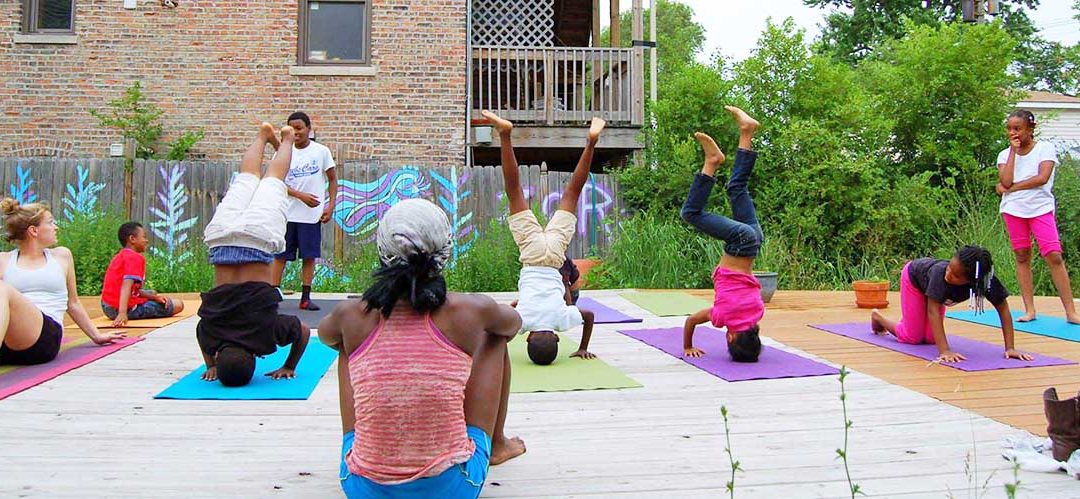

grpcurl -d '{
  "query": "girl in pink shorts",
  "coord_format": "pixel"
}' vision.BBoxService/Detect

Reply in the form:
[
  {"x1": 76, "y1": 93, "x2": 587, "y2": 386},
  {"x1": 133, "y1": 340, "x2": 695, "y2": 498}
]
[
  {"x1": 996, "y1": 109, "x2": 1079, "y2": 324},
  {"x1": 870, "y1": 245, "x2": 1033, "y2": 364}
]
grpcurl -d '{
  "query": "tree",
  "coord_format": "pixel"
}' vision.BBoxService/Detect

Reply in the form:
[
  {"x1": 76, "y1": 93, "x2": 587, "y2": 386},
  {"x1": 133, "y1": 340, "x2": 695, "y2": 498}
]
[
  {"x1": 804, "y1": 0, "x2": 1077, "y2": 93},
  {"x1": 602, "y1": 0, "x2": 705, "y2": 73}
]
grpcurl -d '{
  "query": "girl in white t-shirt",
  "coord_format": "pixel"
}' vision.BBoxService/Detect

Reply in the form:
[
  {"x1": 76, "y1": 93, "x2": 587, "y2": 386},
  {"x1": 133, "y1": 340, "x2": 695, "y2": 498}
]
[{"x1": 995, "y1": 109, "x2": 1079, "y2": 324}]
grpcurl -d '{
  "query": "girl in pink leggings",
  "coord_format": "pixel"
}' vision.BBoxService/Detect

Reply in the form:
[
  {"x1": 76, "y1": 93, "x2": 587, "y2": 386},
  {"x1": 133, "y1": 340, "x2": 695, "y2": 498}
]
[
  {"x1": 870, "y1": 245, "x2": 1034, "y2": 364},
  {"x1": 996, "y1": 109, "x2": 1079, "y2": 324}
]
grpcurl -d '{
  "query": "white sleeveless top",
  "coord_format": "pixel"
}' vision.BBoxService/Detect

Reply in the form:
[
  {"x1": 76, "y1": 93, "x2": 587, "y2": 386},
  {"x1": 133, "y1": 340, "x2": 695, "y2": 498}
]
[{"x1": 3, "y1": 249, "x2": 68, "y2": 324}]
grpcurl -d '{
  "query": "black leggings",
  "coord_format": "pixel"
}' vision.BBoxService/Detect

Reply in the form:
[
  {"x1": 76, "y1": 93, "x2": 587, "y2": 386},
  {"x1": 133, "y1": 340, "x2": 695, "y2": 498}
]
[{"x1": 0, "y1": 312, "x2": 63, "y2": 365}]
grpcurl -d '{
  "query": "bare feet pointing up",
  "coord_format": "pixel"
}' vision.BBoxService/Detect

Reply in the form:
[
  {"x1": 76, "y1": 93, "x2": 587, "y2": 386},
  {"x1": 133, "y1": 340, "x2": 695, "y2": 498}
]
[
  {"x1": 724, "y1": 106, "x2": 759, "y2": 133},
  {"x1": 259, "y1": 122, "x2": 280, "y2": 149},
  {"x1": 588, "y1": 117, "x2": 606, "y2": 143},
  {"x1": 693, "y1": 132, "x2": 725, "y2": 177},
  {"x1": 482, "y1": 110, "x2": 513, "y2": 135}
]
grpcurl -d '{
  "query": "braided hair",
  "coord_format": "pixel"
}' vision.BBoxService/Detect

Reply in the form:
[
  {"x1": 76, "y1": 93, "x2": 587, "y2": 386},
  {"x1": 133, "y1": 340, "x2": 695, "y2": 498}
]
[
  {"x1": 955, "y1": 245, "x2": 994, "y2": 314},
  {"x1": 362, "y1": 251, "x2": 448, "y2": 318},
  {"x1": 1007, "y1": 109, "x2": 1037, "y2": 128}
]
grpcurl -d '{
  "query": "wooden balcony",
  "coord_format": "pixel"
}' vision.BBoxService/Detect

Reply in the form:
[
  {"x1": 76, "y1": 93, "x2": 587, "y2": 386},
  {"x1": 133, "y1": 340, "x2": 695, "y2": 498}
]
[{"x1": 470, "y1": 46, "x2": 642, "y2": 127}]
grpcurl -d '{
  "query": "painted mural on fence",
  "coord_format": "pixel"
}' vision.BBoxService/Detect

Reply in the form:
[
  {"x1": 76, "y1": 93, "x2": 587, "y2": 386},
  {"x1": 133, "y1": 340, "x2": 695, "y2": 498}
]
[
  {"x1": 9, "y1": 164, "x2": 37, "y2": 204},
  {"x1": 149, "y1": 164, "x2": 198, "y2": 265},
  {"x1": 429, "y1": 167, "x2": 477, "y2": 263},
  {"x1": 334, "y1": 166, "x2": 431, "y2": 239},
  {"x1": 62, "y1": 165, "x2": 106, "y2": 221}
]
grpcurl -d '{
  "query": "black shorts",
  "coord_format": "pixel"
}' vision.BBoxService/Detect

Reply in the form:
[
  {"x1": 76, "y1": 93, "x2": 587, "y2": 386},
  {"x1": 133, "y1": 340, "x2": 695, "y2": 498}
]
[{"x1": 0, "y1": 313, "x2": 63, "y2": 365}]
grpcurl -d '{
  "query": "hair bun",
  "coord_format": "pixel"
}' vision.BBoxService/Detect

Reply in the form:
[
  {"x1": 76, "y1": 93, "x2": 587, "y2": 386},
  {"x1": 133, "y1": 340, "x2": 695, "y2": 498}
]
[{"x1": 0, "y1": 198, "x2": 20, "y2": 216}]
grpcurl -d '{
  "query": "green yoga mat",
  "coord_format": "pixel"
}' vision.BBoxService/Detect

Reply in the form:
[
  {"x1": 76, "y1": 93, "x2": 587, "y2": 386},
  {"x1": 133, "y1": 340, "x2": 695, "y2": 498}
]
[
  {"x1": 508, "y1": 334, "x2": 641, "y2": 393},
  {"x1": 620, "y1": 291, "x2": 712, "y2": 317}
]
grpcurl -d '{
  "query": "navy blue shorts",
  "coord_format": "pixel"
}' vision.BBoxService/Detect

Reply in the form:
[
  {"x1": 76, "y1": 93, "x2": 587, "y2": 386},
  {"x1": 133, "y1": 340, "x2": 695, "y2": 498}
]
[{"x1": 276, "y1": 222, "x2": 322, "y2": 261}]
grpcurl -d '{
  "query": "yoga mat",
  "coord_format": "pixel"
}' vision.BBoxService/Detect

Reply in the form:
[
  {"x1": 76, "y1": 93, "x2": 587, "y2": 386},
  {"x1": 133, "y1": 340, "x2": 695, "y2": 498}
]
[
  {"x1": 620, "y1": 291, "x2": 711, "y2": 317},
  {"x1": 154, "y1": 337, "x2": 337, "y2": 400},
  {"x1": 617, "y1": 327, "x2": 838, "y2": 382},
  {"x1": 508, "y1": 334, "x2": 641, "y2": 393},
  {"x1": 810, "y1": 322, "x2": 1075, "y2": 371},
  {"x1": 576, "y1": 297, "x2": 643, "y2": 324},
  {"x1": 278, "y1": 299, "x2": 347, "y2": 327},
  {"x1": 0, "y1": 337, "x2": 144, "y2": 400},
  {"x1": 947, "y1": 310, "x2": 1080, "y2": 342},
  {"x1": 66, "y1": 299, "x2": 202, "y2": 329}
]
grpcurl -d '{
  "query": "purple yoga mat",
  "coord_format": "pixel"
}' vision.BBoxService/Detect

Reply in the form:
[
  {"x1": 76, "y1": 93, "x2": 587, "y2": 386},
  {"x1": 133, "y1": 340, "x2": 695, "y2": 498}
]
[
  {"x1": 0, "y1": 337, "x2": 144, "y2": 400},
  {"x1": 617, "y1": 326, "x2": 839, "y2": 382},
  {"x1": 576, "y1": 297, "x2": 643, "y2": 324},
  {"x1": 809, "y1": 322, "x2": 1076, "y2": 372}
]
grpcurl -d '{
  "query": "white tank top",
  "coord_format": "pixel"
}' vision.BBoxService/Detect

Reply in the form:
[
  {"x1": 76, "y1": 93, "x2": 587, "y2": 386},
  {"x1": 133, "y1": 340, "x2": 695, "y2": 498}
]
[{"x1": 3, "y1": 249, "x2": 68, "y2": 324}]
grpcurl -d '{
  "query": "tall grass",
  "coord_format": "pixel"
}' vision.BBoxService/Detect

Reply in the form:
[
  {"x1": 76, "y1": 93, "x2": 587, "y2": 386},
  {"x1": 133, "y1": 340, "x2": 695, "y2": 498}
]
[{"x1": 445, "y1": 217, "x2": 522, "y2": 292}]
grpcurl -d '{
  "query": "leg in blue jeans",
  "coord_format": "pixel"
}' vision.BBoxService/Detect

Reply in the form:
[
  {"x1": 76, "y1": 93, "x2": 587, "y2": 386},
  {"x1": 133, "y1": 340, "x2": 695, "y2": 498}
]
[
  {"x1": 681, "y1": 173, "x2": 759, "y2": 257},
  {"x1": 725, "y1": 148, "x2": 763, "y2": 244}
]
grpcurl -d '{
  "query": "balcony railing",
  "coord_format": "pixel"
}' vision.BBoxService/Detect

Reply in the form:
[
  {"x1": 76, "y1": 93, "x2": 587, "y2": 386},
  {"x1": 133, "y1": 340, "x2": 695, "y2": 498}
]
[{"x1": 471, "y1": 46, "x2": 640, "y2": 127}]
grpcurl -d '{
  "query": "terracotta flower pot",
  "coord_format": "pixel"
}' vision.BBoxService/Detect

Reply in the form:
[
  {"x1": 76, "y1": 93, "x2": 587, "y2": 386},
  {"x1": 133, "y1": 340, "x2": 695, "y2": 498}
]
[
  {"x1": 852, "y1": 280, "x2": 889, "y2": 309},
  {"x1": 572, "y1": 258, "x2": 602, "y2": 286}
]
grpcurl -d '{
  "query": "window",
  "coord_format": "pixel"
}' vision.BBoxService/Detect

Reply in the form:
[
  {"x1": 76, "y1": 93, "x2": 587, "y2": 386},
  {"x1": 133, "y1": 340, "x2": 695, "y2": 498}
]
[
  {"x1": 22, "y1": 0, "x2": 75, "y2": 33},
  {"x1": 299, "y1": 0, "x2": 371, "y2": 66}
]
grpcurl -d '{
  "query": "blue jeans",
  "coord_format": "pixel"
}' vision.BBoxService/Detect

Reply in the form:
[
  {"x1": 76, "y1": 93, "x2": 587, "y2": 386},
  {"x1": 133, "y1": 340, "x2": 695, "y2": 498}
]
[
  {"x1": 680, "y1": 148, "x2": 763, "y2": 258},
  {"x1": 340, "y1": 426, "x2": 491, "y2": 499}
]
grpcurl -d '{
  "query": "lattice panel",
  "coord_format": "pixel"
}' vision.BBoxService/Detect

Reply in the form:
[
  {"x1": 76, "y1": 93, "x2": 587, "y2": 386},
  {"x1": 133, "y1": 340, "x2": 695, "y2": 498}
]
[{"x1": 472, "y1": 0, "x2": 554, "y2": 47}]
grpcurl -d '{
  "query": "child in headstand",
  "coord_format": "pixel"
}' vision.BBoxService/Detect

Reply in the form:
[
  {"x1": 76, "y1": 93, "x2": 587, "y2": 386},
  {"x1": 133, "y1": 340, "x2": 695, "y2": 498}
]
[
  {"x1": 680, "y1": 106, "x2": 765, "y2": 362},
  {"x1": 482, "y1": 110, "x2": 598, "y2": 365},
  {"x1": 870, "y1": 245, "x2": 1034, "y2": 363},
  {"x1": 995, "y1": 109, "x2": 1079, "y2": 324},
  {"x1": 196, "y1": 123, "x2": 310, "y2": 386}
]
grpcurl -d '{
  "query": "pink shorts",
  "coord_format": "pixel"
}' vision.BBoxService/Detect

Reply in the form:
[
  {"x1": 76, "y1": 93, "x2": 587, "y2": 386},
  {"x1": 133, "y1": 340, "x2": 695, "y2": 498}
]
[{"x1": 1002, "y1": 212, "x2": 1062, "y2": 257}]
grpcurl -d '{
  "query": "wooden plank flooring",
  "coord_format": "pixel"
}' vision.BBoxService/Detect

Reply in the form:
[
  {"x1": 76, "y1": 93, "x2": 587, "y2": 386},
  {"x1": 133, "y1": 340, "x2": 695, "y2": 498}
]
[{"x1": 2, "y1": 290, "x2": 1078, "y2": 498}]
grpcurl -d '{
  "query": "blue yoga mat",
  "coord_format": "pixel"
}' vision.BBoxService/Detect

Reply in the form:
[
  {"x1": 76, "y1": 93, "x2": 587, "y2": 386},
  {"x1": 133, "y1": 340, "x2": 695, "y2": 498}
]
[
  {"x1": 155, "y1": 337, "x2": 337, "y2": 400},
  {"x1": 946, "y1": 310, "x2": 1080, "y2": 342}
]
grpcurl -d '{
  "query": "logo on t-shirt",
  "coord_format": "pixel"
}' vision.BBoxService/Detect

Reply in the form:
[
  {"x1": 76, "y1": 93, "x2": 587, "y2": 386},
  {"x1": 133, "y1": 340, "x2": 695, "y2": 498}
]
[{"x1": 286, "y1": 161, "x2": 323, "y2": 183}]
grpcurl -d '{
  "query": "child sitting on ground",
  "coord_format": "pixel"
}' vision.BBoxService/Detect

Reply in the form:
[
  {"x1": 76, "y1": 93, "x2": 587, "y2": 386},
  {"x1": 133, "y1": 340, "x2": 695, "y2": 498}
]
[
  {"x1": 870, "y1": 245, "x2": 1034, "y2": 363},
  {"x1": 100, "y1": 222, "x2": 185, "y2": 327},
  {"x1": 681, "y1": 106, "x2": 765, "y2": 362},
  {"x1": 483, "y1": 110, "x2": 598, "y2": 365},
  {"x1": 196, "y1": 123, "x2": 310, "y2": 386}
]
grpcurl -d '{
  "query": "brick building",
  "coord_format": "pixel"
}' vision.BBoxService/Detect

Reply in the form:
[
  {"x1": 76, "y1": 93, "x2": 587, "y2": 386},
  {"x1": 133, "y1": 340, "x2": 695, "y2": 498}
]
[{"x1": 1, "y1": 0, "x2": 643, "y2": 169}]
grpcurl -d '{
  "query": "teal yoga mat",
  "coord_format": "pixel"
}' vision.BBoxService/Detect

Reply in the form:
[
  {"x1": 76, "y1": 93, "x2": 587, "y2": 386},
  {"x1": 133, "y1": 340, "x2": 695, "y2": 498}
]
[
  {"x1": 946, "y1": 310, "x2": 1080, "y2": 342},
  {"x1": 155, "y1": 337, "x2": 337, "y2": 400}
]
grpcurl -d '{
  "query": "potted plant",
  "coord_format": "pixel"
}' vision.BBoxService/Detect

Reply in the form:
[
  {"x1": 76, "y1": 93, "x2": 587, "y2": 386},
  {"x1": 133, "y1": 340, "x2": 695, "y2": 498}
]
[
  {"x1": 753, "y1": 271, "x2": 779, "y2": 303},
  {"x1": 572, "y1": 257, "x2": 603, "y2": 287},
  {"x1": 852, "y1": 278, "x2": 889, "y2": 309}
]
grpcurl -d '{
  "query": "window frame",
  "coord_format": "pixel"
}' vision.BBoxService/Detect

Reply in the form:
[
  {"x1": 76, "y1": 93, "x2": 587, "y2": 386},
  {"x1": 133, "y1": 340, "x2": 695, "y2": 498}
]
[
  {"x1": 21, "y1": 0, "x2": 76, "y2": 34},
  {"x1": 297, "y1": 0, "x2": 372, "y2": 66}
]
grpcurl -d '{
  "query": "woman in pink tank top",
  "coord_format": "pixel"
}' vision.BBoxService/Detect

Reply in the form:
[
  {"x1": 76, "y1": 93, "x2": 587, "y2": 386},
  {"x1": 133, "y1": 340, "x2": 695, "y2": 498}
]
[{"x1": 318, "y1": 199, "x2": 524, "y2": 499}]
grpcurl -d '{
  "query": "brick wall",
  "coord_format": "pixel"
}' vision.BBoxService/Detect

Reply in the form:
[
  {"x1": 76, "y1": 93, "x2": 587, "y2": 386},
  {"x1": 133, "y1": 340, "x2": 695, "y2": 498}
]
[{"x1": 0, "y1": 0, "x2": 467, "y2": 164}]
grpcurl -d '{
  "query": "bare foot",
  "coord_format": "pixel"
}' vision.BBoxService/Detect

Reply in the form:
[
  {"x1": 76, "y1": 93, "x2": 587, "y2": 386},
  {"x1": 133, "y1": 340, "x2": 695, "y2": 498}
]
[
  {"x1": 693, "y1": 132, "x2": 725, "y2": 167},
  {"x1": 490, "y1": 435, "x2": 526, "y2": 465},
  {"x1": 870, "y1": 309, "x2": 886, "y2": 334},
  {"x1": 1065, "y1": 314, "x2": 1080, "y2": 325},
  {"x1": 280, "y1": 126, "x2": 296, "y2": 144},
  {"x1": 259, "y1": 122, "x2": 280, "y2": 149},
  {"x1": 481, "y1": 110, "x2": 513, "y2": 135},
  {"x1": 1017, "y1": 312, "x2": 1037, "y2": 323},
  {"x1": 724, "y1": 105, "x2": 759, "y2": 133},
  {"x1": 588, "y1": 117, "x2": 606, "y2": 142}
]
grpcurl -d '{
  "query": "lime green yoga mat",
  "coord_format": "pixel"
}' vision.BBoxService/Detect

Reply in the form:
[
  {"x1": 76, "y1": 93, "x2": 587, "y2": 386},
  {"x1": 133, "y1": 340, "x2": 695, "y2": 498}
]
[
  {"x1": 620, "y1": 291, "x2": 712, "y2": 316},
  {"x1": 508, "y1": 334, "x2": 641, "y2": 393}
]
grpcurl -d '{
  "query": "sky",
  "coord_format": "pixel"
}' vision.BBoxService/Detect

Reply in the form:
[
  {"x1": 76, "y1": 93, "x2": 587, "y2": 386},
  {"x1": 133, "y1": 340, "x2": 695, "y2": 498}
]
[{"x1": 600, "y1": 0, "x2": 1080, "y2": 63}]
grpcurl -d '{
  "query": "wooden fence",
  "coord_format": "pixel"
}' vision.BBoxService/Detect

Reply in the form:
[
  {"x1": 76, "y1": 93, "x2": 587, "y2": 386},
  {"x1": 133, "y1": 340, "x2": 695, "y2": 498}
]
[{"x1": 0, "y1": 158, "x2": 626, "y2": 262}]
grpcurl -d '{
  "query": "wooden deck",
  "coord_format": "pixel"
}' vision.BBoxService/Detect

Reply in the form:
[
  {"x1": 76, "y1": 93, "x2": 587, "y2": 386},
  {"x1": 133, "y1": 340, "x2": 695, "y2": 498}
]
[{"x1": 3, "y1": 290, "x2": 1079, "y2": 497}]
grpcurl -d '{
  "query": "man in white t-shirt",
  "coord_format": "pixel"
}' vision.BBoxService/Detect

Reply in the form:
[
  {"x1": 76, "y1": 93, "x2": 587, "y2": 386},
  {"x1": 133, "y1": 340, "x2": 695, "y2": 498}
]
[{"x1": 270, "y1": 111, "x2": 337, "y2": 311}]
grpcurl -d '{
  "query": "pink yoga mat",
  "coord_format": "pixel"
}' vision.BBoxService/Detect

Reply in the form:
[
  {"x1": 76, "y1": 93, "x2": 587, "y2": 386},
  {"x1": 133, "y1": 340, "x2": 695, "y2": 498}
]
[
  {"x1": 0, "y1": 337, "x2": 144, "y2": 400},
  {"x1": 576, "y1": 297, "x2": 643, "y2": 324},
  {"x1": 809, "y1": 322, "x2": 1075, "y2": 371},
  {"x1": 617, "y1": 326, "x2": 838, "y2": 382}
]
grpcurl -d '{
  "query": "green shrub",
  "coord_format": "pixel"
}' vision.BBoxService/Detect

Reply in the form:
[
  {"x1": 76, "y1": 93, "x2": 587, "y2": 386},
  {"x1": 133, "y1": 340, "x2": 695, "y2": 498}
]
[
  {"x1": 57, "y1": 210, "x2": 130, "y2": 296},
  {"x1": 445, "y1": 217, "x2": 521, "y2": 292},
  {"x1": 145, "y1": 244, "x2": 215, "y2": 293}
]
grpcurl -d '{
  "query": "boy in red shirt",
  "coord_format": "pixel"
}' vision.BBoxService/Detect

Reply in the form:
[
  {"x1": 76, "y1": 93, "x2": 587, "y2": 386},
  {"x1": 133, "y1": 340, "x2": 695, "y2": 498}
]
[{"x1": 101, "y1": 222, "x2": 185, "y2": 327}]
